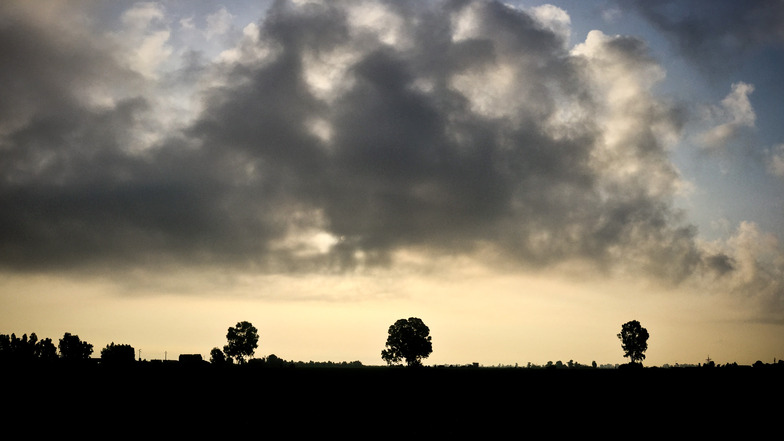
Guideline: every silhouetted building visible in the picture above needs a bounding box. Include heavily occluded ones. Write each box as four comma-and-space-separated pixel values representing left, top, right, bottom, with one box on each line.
179, 354, 204, 366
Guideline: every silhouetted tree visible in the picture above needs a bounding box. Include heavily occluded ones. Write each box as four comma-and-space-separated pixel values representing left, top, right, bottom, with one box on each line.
0, 334, 10, 361
264, 354, 293, 368
210, 347, 228, 365
35, 337, 57, 362
100, 343, 136, 365
1, 333, 33, 362
381, 317, 433, 367
0, 333, 59, 364
223, 321, 259, 364
58, 333, 93, 361
618, 320, 649, 366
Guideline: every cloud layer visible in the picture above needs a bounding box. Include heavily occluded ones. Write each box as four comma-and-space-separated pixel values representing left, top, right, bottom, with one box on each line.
1, 0, 781, 317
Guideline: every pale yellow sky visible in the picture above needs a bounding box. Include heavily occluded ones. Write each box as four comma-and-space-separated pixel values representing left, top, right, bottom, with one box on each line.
3, 266, 780, 367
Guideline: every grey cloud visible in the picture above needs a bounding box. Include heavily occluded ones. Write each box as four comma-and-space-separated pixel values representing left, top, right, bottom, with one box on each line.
702, 252, 736, 276
0, 0, 741, 287
621, 0, 784, 75
0, 3, 137, 130
181, 0, 705, 280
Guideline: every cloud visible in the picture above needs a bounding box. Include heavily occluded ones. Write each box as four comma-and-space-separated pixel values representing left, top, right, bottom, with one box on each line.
112, 2, 173, 79
601, 7, 621, 24
767, 144, 784, 178
0, 0, 781, 316
621, 0, 784, 76
704, 222, 784, 320
205, 6, 235, 40
699, 82, 756, 150
527, 4, 571, 47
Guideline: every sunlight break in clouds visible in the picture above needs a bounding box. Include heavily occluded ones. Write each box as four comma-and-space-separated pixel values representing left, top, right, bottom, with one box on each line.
115, 2, 173, 80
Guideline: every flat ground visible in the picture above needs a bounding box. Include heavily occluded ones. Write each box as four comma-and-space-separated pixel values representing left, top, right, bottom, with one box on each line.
6, 364, 780, 435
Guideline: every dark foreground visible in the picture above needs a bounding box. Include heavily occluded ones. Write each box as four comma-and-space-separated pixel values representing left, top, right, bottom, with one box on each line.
5, 363, 781, 435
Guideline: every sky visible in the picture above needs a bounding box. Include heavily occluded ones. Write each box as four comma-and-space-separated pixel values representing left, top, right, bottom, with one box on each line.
2, 0, 783, 367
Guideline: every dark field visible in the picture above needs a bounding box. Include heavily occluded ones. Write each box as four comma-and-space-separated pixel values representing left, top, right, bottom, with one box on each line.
6, 363, 780, 436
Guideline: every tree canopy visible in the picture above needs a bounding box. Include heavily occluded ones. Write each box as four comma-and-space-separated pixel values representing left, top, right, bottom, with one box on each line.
618, 320, 649, 365
100, 343, 136, 365
210, 347, 227, 365
58, 333, 93, 361
223, 321, 259, 364
0, 333, 57, 363
381, 317, 433, 367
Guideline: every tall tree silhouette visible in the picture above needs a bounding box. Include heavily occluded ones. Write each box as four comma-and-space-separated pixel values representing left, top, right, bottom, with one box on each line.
618, 320, 649, 366
223, 321, 259, 364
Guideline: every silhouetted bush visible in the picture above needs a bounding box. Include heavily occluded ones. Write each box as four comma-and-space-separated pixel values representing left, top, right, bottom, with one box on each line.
101, 342, 136, 366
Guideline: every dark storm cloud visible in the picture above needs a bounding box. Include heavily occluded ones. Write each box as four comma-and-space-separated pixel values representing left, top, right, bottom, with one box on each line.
0, 0, 739, 286
621, 0, 784, 75
0, 2, 277, 272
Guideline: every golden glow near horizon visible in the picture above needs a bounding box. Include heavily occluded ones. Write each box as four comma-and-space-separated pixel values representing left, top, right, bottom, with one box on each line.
2, 266, 780, 367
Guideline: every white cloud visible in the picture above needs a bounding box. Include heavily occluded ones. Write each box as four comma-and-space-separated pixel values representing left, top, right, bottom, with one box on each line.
179, 15, 196, 30
767, 144, 784, 178
119, 1, 166, 30
572, 30, 682, 200
217, 22, 275, 66
700, 82, 756, 149
529, 4, 571, 47
346, 0, 409, 48
205, 6, 234, 40
714, 222, 784, 318
601, 7, 621, 23
114, 2, 173, 79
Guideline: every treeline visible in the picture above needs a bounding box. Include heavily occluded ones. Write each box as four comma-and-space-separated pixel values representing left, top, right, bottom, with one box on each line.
0, 332, 135, 366
3, 329, 782, 371
0, 331, 369, 369
522, 360, 784, 370
248, 355, 365, 369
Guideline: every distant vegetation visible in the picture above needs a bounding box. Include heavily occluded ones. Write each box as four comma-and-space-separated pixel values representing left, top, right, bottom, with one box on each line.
2, 318, 782, 371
